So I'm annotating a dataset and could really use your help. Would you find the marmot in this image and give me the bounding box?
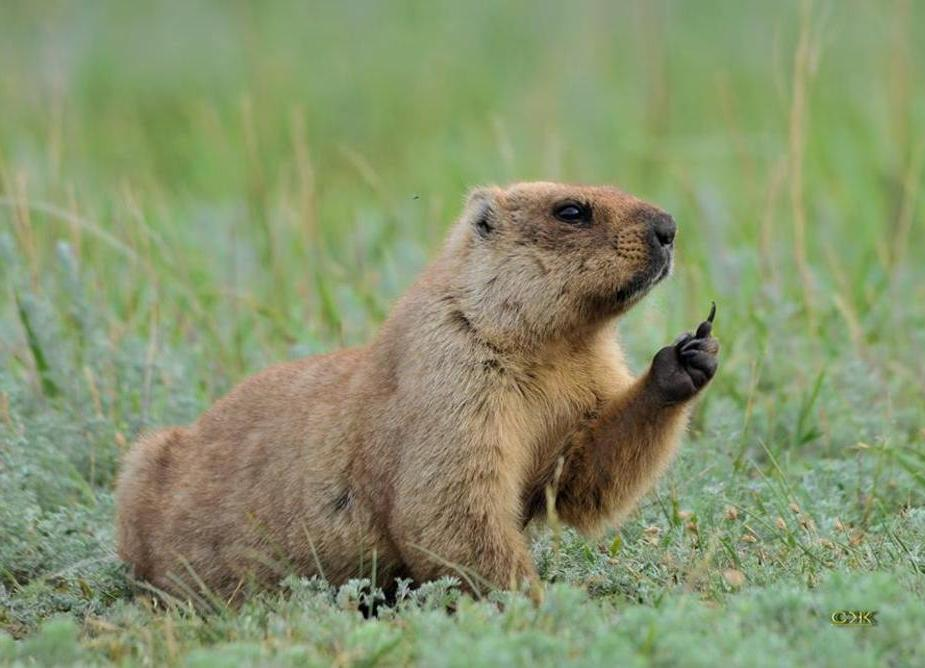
[116,182,719,601]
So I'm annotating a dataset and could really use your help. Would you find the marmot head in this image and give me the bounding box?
[450,181,676,346]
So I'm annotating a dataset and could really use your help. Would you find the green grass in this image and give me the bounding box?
[1,0,924,665]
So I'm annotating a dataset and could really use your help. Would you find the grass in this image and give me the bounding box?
[1,0,923,665]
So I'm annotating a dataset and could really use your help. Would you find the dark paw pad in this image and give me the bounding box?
[649,303,720,405]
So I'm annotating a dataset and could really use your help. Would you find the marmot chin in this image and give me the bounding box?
[116,181,719,601]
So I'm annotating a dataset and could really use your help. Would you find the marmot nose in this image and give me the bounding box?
[651,212,676,247]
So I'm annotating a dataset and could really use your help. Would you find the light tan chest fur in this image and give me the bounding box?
[465,335,632,514]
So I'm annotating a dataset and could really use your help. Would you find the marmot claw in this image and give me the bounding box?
[649,302,719,405]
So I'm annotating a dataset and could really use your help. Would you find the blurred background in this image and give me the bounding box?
[1,0,924,654]
[1,0,923,460]
[2,0,921,368]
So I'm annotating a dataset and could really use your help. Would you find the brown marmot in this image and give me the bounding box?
[115,181,719,602]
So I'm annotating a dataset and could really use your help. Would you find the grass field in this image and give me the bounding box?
[1,0,924,665]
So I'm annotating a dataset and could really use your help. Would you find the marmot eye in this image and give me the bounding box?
[553,202,591,224]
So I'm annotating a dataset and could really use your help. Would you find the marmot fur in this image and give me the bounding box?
[116,182,719,601]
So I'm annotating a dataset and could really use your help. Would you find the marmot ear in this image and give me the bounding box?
[466,187,500,239]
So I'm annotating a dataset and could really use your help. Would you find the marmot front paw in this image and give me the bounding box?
[648,302,719,405]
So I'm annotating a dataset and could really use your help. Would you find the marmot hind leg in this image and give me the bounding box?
[115,427,186,584]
